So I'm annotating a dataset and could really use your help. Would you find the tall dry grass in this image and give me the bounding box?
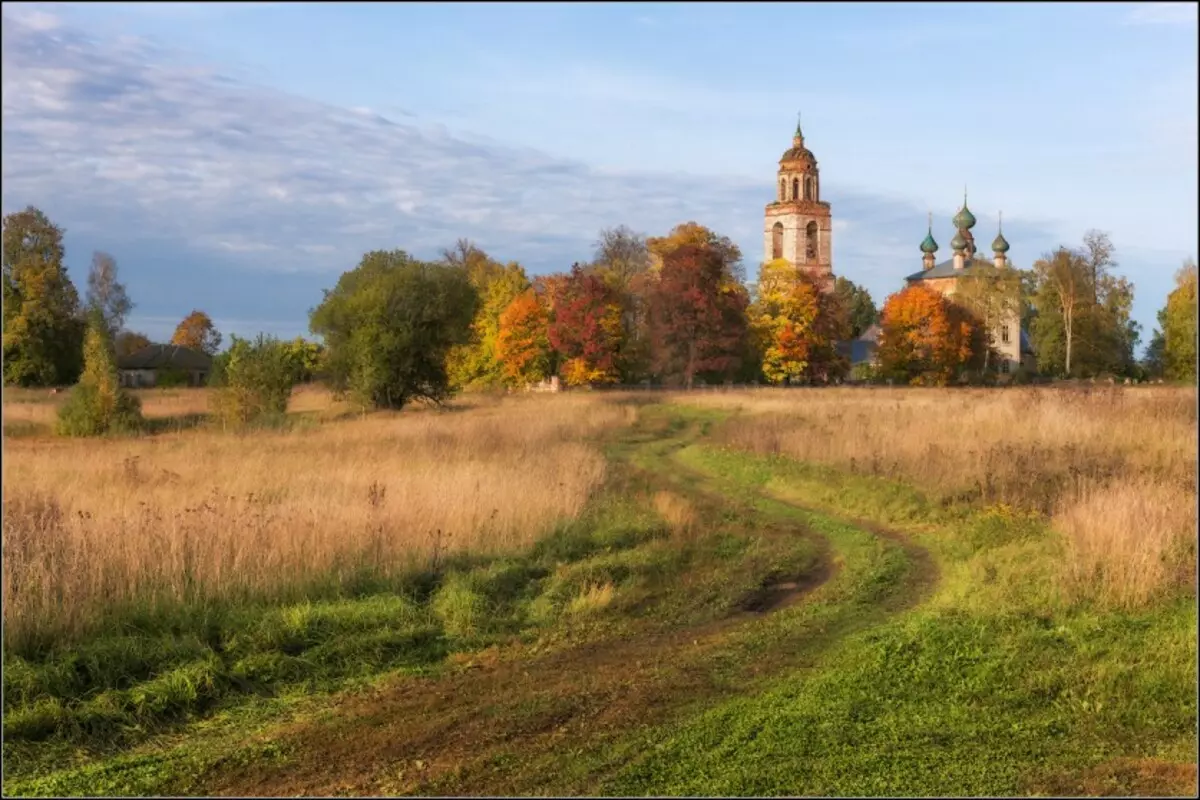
[680,385,1198,607]
[2,392,637,649]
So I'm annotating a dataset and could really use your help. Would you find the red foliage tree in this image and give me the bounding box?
[647,244,749,388]
[545,264,624,386]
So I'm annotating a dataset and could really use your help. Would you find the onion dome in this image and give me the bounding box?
[951,230,968,252]
[952,188,976,230]
[920,213,938,253]
[992,212,1010,253]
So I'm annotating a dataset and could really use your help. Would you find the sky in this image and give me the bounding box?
[2,1,1197,352]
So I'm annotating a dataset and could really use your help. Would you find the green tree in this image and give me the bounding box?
[1163,258,1198,382]
[280,336,325,383]
[210,334,297,426]
[1143,308,1168,378]
[833,276,878,339]
[55,309,143,436]
[310,249,477,410]
[85,251,133,339]
[954,263,1021,374]
[2,206,85,386]
[1031,247,1089,376]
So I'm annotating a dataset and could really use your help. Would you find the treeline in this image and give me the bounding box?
[4,206,1196,424]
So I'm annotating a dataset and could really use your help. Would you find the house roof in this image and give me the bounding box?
[858,323,881,344]
[904,256,1002,282]
[117,344,212,371]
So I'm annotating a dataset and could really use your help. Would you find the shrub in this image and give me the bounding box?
[209,335,296,427]
[55,311,143,437]
[154,367,190,388]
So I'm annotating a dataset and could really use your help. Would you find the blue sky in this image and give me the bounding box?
[2,2,1196,352]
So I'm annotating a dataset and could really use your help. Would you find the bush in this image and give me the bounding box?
[55,312,144,437]
[154,367,190,388]
[209,335,296,427]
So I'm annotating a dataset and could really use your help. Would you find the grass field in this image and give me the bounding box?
[2,384,1196,797]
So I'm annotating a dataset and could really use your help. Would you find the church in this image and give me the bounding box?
[762,116,1034,378]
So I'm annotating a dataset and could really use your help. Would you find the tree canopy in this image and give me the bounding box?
[309,249,477,409]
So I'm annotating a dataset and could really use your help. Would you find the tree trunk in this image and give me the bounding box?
[1064,310,1073,377]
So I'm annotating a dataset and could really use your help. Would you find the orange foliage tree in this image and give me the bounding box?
[170,309,222,355]
[496,287,553,386]
[545,264,624,386]
[877,284,984,386]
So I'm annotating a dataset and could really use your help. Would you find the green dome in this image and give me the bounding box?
[992,232,1010,253]
[920,231,938,254]
[950,231,968,251]
[952,204,976,230]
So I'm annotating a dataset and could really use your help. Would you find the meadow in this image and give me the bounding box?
[2,383,1196,797]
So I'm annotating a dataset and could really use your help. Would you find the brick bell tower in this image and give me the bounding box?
[763,114,834,292]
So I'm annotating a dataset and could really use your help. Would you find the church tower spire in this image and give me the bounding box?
[764,114,834,292]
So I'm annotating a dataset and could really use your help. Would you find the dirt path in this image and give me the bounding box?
[199,413,940,797]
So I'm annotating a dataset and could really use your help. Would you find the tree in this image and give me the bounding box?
[496,287,553,385]
[647,244,749,388]
[309,249,477,410]
[55,309,143,436]
[1143,307,1168,378]
[115,331,152,357]
[85,251,133,338]
[647,222,746,283]
[446,259,530,389]
[877,284,983,386]
[545,264,624,386]
[1163,258,1198,382]
[1082,229,1116,306]
[280,336,325,383]
[751,259,846,384]
[833,276,878,339]
[593,225,651,290]
[953,263,1021,373]
[1031,247,1089,376]
[210,334,297,426]
[171,310,222,355]
[2,206,85,386]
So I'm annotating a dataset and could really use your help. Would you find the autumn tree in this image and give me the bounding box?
[647,244,749,388]
[1163,258,1198,382]
[2,206,85,386]
[877,284,983,386]
[647,222,746,283]
[751,259,846,384]
[545,264,624,386]
[496,286,553,385]
[594,225,653,381]
[171,310,223,355]
[1030,247,1089,376]
[833,276,878,339]
[444,243,531,390]
[115,331,152,357]
[85,251,133,339]
[309,249,476,410]
[56,309,143,436]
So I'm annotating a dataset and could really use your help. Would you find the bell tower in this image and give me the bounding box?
[763,113,834,292]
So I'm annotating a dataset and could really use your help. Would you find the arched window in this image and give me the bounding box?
[808,177,817,201]
[805,221,818,263]
[792,178,799,201]
[779,180,786,202]
[771,222,784,260]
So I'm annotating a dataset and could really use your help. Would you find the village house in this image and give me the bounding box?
[117,344,213,388]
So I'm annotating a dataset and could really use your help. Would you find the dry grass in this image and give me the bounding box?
[652,490,698,539]
[2,392,638,648]
[1057,480,1198,608]
[678,385,1198,607]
